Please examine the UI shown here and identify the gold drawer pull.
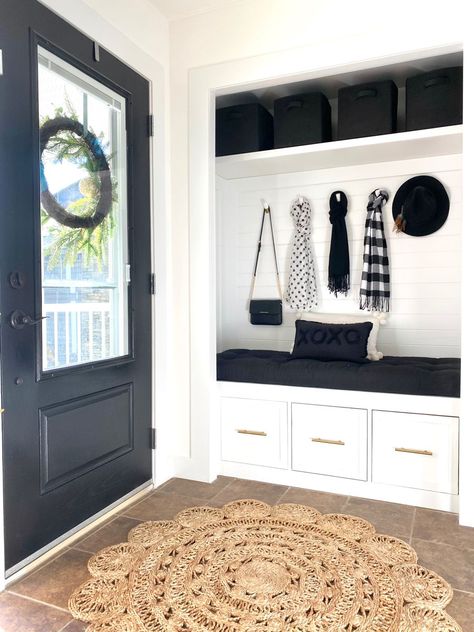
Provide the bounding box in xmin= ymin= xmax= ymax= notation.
xmin=237 ymin=429 xmax=267 ymax=437
xmin=311 ymin=437 xmax=345 ymax=446
xmin=395 ymin=447 xmax=433 ymax=456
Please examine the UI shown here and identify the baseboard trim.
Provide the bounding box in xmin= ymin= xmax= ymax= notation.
xmin=4 ymin=481 xmax=153 ymax=585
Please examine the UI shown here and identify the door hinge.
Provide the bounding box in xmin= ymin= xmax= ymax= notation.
xmin=149 ymin=272 xmax=156 ymax=295
xmin=150 ymin=428 xmax=157 ymax=450
xmin=93 ymin=42 xmax=100 ymax=62
xmin=147 ymin=114 xmax=154 ymax=137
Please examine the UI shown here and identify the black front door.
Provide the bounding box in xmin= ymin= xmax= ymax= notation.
xmin=0 ymin=0 xmax=152 ymax=572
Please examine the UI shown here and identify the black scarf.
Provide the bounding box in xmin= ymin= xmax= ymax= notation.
xmin=328 ymin=190 xmax=350 ymax=296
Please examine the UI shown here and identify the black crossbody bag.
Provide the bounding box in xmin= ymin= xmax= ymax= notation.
xmin=249 ymin=204 xmax=283 ymax=325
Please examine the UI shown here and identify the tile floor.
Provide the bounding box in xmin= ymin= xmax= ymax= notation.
xmin=1 ymin=477 xmax=474 ymax=630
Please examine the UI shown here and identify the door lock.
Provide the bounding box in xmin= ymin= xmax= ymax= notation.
xmin=9 ymin=310 xmax=47 ymax=330
xmin=8 ymin=271 xmax=26 ymax=289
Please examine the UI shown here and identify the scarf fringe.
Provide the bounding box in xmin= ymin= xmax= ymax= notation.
xmin=328 ymin=274 xmax=350 ymax=297
xmin=359 ymin=296 xmax=390 ymax=312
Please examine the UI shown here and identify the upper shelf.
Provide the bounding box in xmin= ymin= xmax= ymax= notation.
xmin=215 ymin=125 xmax=463 ymax=180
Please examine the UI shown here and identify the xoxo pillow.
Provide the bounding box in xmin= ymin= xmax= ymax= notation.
xmin=297 ymin=312 xmax=385 ymax=360
xmin=291 ymin=320 xmax=373 ymax=363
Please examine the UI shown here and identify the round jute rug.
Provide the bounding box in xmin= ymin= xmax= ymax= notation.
xmin=69 ymin=499 xmax=462 ymax=631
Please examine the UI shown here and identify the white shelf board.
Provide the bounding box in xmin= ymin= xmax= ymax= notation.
xmin=215 ymin=125 xmax=463 ymax=180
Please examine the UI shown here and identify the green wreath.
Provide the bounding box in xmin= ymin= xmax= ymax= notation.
xmin=40 ymin=116 xmax=113 ymax=229
xmin=40 ymin=114 xmax=116 ymax=269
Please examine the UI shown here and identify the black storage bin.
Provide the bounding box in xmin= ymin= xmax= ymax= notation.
xmin=406 ymin=66 xmax=463 ymax=131
xmin=273 ymin=92 xmax=332 ymax=148
xmin=337 ymin=80 xmax=398 ymax=140
xmin=216 ymin=103 xmax=273 ymax=156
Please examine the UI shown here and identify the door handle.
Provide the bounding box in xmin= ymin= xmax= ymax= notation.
xmin=9 ymin=310 xmax=48 ymax=330
xmin=236 ymin=429 xmax=267 ymax=437
xmin=311 ymin=437 xmax=345 ymax=446
xmin=394 ymin=447 xmax=433 ymax=456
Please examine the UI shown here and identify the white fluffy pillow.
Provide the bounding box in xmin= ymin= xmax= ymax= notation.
xmin=295 ymin=312 xmax=386 ymax=361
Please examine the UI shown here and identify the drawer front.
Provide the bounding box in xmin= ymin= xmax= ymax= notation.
xmin=372 ymin=411 xmax=459 ymax=494
xmin=292 ymin=404 xmax=368 ymax=480
xmin=221 ymin=397 xmax=288 ymax=468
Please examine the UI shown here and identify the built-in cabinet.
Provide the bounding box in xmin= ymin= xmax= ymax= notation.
xmin=219 ymin=386 xmax=460 ymax=512
xmin=372 ymin=410 xmax=459 ymax=494
xmin=220 ymin=397 xmax=288 ymax=469
xmin=292 ymin=404 xmax=367 ymax=481
xmin=214 ymin=49 xmax=462 ymax=513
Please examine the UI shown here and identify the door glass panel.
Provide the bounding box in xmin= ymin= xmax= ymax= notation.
xmin=38 ymin=47 xmax=129 ymax=371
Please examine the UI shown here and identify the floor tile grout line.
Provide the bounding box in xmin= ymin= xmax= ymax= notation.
xmin=7 ymin=546 xmax=70 ymax=586
xmin=152 ymin=485 xmax=175 ymax=496
xmin=126 ymin=491 xmax=232 ymax=516
xmin=121 ymin=495 xmax=150 ymax=518
xmin=71 ymin=516 xmax=143 ymax=555
xmin=71 ymin=544 xmax=100 ymax=555
xmin=276 ymin=487 xmax=289 ymax=504
xmin=274 ymin=487 xmax=291 ymax=505
xmin=341 ymin=496 xmax=351 ymax=512
xmin=273 ymin=487 xmax=352 ymax=513
xmin=7 ymin=589 xmax=70 ymax=613
xmin=453 ymin=588 xmax=474 ymax=596
xmin=207 ymin=477 xmax=237 ymax=501
xmin=210 ymin=483 xmax=292 ymax=507
xmin=153 ymin=477 xmax=238 ymax=502
xmin=68 ymin=514 xmax=142 ymax=556
xmin=58 ymin=620 xmax=76 ymax=632
xmin=71 ymin=516 xmax=119 ymax=547
xmin=412 ymin=535 xmax=472 ymax=551
xmin=409 ymin=508 xmax=417 ymax=545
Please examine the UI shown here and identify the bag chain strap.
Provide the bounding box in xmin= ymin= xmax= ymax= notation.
xmin=249 ymin=205 xmax=283 ymax=302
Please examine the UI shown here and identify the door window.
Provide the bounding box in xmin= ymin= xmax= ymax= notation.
xmin=38 ymin=47 xmax=129 ymax=371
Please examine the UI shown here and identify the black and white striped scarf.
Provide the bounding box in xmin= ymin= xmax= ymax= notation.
xmin=359 ymin=189 xmax=390 ymax=312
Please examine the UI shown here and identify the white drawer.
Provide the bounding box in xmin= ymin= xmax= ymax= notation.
xmin=372 ymin=411 xmax=459 ymax=494
xmin=292 ymin=404 xmax=368 ymax=481
xmin=220 ymin=397 xmax=288 ymax=468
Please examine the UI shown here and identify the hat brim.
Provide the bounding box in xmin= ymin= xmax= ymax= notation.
xmin=392 ymin=175 xmax=450 ymax=237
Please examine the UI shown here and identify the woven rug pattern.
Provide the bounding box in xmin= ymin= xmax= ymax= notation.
xmin=69 ymin=499 xmax=462 ymax=631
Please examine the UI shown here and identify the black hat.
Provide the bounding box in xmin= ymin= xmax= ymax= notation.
xmin=392 ymin=175 xmax=449 ymax=236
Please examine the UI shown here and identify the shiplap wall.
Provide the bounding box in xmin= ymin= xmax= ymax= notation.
xmin=216 ymin=154 xmax=462 ymax=358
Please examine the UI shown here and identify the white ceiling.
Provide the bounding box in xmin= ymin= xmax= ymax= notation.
xmin=149 ymin=0 xmax=244 ymax=20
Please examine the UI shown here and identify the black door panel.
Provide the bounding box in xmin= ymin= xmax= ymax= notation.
xmin=0 ymin=0 xmax=152 ymax=571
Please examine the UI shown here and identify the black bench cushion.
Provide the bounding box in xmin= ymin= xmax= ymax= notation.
xmin=217 ymin=349 xmax=460 ymax=398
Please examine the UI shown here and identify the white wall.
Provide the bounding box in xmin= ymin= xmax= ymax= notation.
xmin=217 ymin=155 xmax=462 ymax=358
xmin=81 ymin=0 xmax=169 ymax=66
xmin=43 ymin=0 xmax=169 ymax=68
xmin=169 ymin=0 xmax=465 ymax=460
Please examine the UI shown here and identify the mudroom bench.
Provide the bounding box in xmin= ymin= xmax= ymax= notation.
xmin=216 ymin=350 xmax=461 ymax=513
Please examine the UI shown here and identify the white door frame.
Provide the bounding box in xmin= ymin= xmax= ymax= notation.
xmin=185 ymin=38 xmax=472 ymax=523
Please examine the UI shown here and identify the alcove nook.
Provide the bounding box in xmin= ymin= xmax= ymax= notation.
xmin=208 ymin=48 xmax=463 ymax=512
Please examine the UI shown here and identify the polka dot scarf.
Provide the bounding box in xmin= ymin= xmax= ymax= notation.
xmin=285 ymin=197 xmax=317 ymax=310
